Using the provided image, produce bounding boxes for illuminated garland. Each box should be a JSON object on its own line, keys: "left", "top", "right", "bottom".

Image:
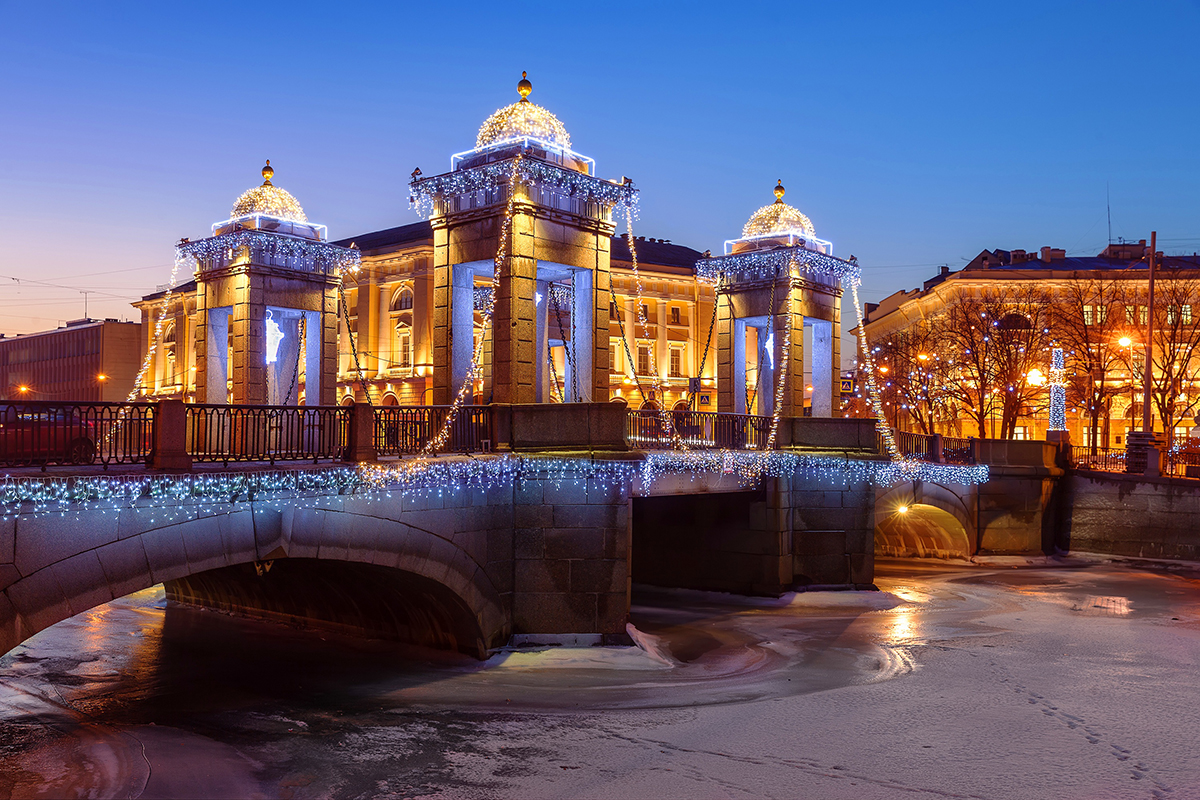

{"left": 0, "top": 452, "right": 987, "bottom": 520}
{"left": 419, "top": 156, "right": 523, "bottom": 455}
{"left": 624, "top": 207, "right": 684, "bottom": 448}
{"left": 122, "top": 250, "right": 189, "bottom": 405}
{"left": 1049, "top": 347, "right": 1067, "bottom": 431}
{"left": 231, "top": 185, "right": 307, "bottom": 223}
{"left": 762, "top": 272, "right": 793, "bottom": 452}
{"left": 695, "top": 247, "right": 859, "bottom": 288}
{"left": 851, "top": 276, "right": 899, "bottom": 459}
{"left": 410, "top": 158, "right": 638, "bottom": 219}
{"left": 179, "top": 230, "right": 361, "bottom": 275}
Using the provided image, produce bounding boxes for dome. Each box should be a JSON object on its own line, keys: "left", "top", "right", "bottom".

{"left": 741, "top": 180, "right": 814, "bottom": 239}
{"left": 231, "top": 161, "right": 308, "bottom": 223}
{"left": 475, "top": 72, "right": 571, "bottom": 151}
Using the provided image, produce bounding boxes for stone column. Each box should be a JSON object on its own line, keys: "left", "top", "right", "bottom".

{"left": 535, "top": 279, "right": 550, "bottom": 402}
{"left": 590, "top": 242, "right": 612, "bottom": 403}
{"left": 623, "top": 296, "right": 637, "bottom": 381}
{"left": 716, "top": 292, "right": 734, "bottom": 412}
{"left": 492, "top": 210, "right": 537, "bottom": 404}
{"left": 413, "top": 272, "right": 432, "bottom": 378}
{"left": 777, "top": 282, "right": 805, "bottom": 419}
{"left": 376, "top": 284, "right": 392, "bottom": 379}
{"left": 810, "top": 319, "right": 834, "bottom": 418}
{"left": 573, "top": 269, "right": 594, "bottom": 402}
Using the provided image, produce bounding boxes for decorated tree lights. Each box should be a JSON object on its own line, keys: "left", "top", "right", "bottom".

{"left": 1048, "top": 347, "right": 1067, "bottom": 432}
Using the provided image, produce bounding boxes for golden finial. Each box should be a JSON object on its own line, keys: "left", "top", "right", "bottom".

{"left": 262, "top": 160, "right": 274, "bottom": 186}
{"left": 517, "top": 71, "right": 532, "bottom": 102}
{"left": 774, "top": 179, "right": 785, "bottom": 203}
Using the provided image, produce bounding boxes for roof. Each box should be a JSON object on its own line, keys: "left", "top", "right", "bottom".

{"left": 138, "top": 279, "right": 197, "bottom": 304}
{"left": 333, "top": 221, "right": 434, "bottom": 254}
{"left": 610, "top": 236, "right": 704, "bottom": 270}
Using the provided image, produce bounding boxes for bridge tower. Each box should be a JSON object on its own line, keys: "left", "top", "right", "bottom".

{"left": 697, "top": 181, "right": 856, "bottom": 418}
{"left": 182, "top": 162, "right": 358, "bottom": 405}
{"left": 411, "top": 74, "right": 637, "bottom": 405}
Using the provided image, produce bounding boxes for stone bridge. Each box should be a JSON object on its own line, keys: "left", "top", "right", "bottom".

{"left": 874, "top": 439, "right": 1064, "bottom": 560}
{"left": 0, "top": 416, "right": 894, "bottom": 658}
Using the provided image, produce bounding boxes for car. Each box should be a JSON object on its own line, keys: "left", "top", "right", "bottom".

{"left": 0, "top": 406, "right": 97, "bottom": 465}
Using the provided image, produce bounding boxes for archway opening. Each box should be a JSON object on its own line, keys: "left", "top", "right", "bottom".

{"left": 165, "top": 559, "right": 489, "bottom": 658}
{"left": 875, "top": 503, "right": 971, "bottom": 560}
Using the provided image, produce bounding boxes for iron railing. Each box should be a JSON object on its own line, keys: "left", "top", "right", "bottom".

{"left": 896, "top": 430, "right": 934, "bottom": 460}
{"left": 186, "top": 404, "right": 347, "bottom": 464}
{"left": 0, "top": 401, "right": 156, "bottom": 469}
{"left": 941, "top": 436, "right": 974, "bottom": 464}
{"left": 627, "top": 409, "right": 772, "bottom": 450}
{"left": 374, "top": 405, "right": 492, "bottom": 455}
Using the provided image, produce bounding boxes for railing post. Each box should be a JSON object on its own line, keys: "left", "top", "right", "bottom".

{"left": 151, "top": 399, "right": 192, "bottom": 471}
{"left": 968, "top": 437, "right": 980, "bottom": 465}
{"left": 343, "top": 403, "right": 377, "bottom": 463}
{"left": 929, "top": 433, "right": 944, "bottom": 463}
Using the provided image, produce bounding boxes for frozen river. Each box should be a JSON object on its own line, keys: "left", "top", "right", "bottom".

{"left": 2, "top": 556, "right": 1199, "bottom": 799}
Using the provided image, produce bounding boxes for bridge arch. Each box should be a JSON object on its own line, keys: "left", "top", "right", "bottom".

{"left": 875, "top": 481, "right": 975, "bottom": 559}
{"left": 0, "top": 505, "right": 508, "bottom": 659}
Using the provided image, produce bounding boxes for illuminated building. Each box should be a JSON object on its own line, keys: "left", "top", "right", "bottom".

{"left": 131, "top": 75, "right": 847, "bottom": 416}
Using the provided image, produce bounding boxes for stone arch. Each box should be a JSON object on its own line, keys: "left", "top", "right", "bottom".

{"left": 0, "top": 506, "right": 508, "bottom": 659}
{"left": 875, "top": 481, "right": 975, "bottom": 559}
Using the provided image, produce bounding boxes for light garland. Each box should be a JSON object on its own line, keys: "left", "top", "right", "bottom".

{"left": 624, "top": 207, "right": 685, "bottom": 449}
{"left": 231, "top": 184, "right": 307, "bottom": 223}
{"left": 0, "top": 451, "right": 987, "bottom": 521}
{"left": 851, "top": 276, "right": 900, "bottom": 460}
{"left": 742, "top": 182, "right": 815, "bottom": 239}
{"left": 695, "top": 246, "right": 860, "bottom": 288}
{"left": 410, "top": 158, "right": 637, "bottom": 219}
{"left": 179, "top": 230, "right": 361, "bottom": 276}
{"left": 418, "top": 155, "right": 523, "bottom": 456}
{"left": 1049, "top": 347, "right": 1067, "bottom": 431}
{"left": 476, "top": 100, "right": 571, "bottom": 151}
{"left": 762, "top": 269, "right": 793, "bottom": 452}
{"left": 123, "top": 250, "right": 189, "bottom": 404}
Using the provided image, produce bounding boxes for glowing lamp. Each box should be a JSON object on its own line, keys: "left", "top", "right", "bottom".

{"left": 97, "top": 374, "right": 108, "bottom": 382}
{"left": 897, "top": 505, "right": 909, "bottom": 514}
{"left": 1119, "top": 337, "right": 1132, "bottom": 348}
{"left": 17, "top": 385, "right": 29, "bottom": 394}
{"left": 1026, "top": 368, "right": 1046, "bottom": 387}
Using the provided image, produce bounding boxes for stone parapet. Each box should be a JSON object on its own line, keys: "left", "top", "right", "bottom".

{"left": 492, "top": 402, "right": 628, "bottom": 452}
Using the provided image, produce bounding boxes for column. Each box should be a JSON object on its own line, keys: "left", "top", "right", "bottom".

{"left": 376, "top": 284, "right": 392, "bottom": 379}
{"left": 450, "top": 264, "right": 476, "bottom": 402}
{"left": 573, "top": 269, "right": 594, "bottom": 402}
{"left": 810, "top": 319, "right": 833, "bottom": 417}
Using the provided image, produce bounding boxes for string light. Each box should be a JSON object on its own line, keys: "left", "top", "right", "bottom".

{"left": 1049, "top": 347, "right": 1067, "bottom": 431}
{"left": 0, "top": 451, "right": 987, "bottom": 521}
{"left": 476, "top": 98, "right": 571, "bottom": 151}
{"left": 695, "top": 247, "right": 860, "bottom": 287}
{"left": 624, "top": 206, "right": 685, "bottom": 448}
{"left": 179, "top": 230, "right": 360, "bottom": 276}
{"left": 741, "top": 181, "right": 815, "bottom": 238}
{"left": 410, "top": 158, "right": 637, "bottom": 219}
{"left": 418, "top": 155, "right": 523, "bottom": 456}
{"left": 230, "top": 185, "right": 307, "bottom": 223}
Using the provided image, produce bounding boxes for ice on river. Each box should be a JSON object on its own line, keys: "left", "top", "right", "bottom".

{"left": 3, "top": 558, "right": 1200, "bottom": 798}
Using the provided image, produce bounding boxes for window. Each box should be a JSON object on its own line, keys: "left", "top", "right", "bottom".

{"left": 609, "top": 301, "right": 618, "bottom": 318}
{"left": 1083, "top": 305, "right": 1106, "bottom": 326}
{"left": 1127, "top": 305, "right": 1148, "bottom": 326}
{"left": 670, "top": 306, "right": 680, "bottom": 325}
{"left": 669, "top": 347, "right": 683, "bottom": 378}
{"left": 395, "top": 324, "right": 412, "bottom": 369}
{"left": 1170, "top": 305, "right": 1194, "bottom": 325}
{"left": 610, "top": 338, "right": 624, "bottom": 373}
{"left": 637, "top": 344, "right": 651, "bottom": 376}
{"left": 390, "top": 287, "right": 414, "bottom": 312}
{"left": 640, "top": 304, "right": 649, "bottom": 321}
{"left": 1012, "top": 426, "right": 1030, "bottom": 441}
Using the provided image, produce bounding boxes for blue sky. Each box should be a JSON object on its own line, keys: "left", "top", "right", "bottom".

{"left": 1, "top": 1, "right": 1198, "bottom": 333}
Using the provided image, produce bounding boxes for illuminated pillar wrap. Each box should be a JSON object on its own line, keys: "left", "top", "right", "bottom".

{"left": 1049, "top": 347, "right": 1066, "bottom": 431}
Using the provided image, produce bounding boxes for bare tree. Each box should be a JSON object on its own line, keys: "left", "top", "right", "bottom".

{"left": 1052, "top": 277, "right": 1129, "bottom": 452}
{"left": 869, "top": 323, "right": 945, "bottom": 434}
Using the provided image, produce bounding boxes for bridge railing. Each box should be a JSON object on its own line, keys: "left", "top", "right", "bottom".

{"left": 186, "top": 404, "right": 347, "bottom": 465}
{"left": 374, "top": 405, "right": 491, "bottom": 455}
{"left": 0, "top": 400, "right": 156, "bottom": 469}
{"left": 626, "top": 409, "right": 772, "bottom": 450}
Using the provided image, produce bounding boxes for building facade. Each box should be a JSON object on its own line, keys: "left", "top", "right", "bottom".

{"left": 861, "top": 241, "right": 1200, "bottom": 445}
{"left": 0, "top": 318, "right": 142, "bottom": 402}
{"left": 128, "top": 75, "right": 845, "bottom": 417}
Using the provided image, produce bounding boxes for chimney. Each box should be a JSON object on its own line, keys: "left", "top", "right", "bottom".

{"left": 940, "top": 265, "right": 950, "bottom": 276}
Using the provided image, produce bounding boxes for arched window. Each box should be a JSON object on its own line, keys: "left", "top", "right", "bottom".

{"left": 390, "top": 286, "right": 414, "bottom": 312}
{"left": 340, "top": 394, "right": 356, "bottom": 406}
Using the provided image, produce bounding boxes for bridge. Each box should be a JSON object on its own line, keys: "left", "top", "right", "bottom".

{"left": 0, "top": 399, "right": 1000, "bottom": 658}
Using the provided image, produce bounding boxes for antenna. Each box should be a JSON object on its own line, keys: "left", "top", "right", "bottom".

{"left": 1107, "top": 183, "right": 1112, "bottom": 245}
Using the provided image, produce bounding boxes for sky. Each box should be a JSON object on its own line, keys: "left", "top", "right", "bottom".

{"left": 1, "top": 1, "right": 1198, "bottom": 335}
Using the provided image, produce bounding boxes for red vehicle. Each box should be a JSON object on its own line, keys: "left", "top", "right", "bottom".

{"left": 0, "top": 406, "right": 97, "bottom": 465}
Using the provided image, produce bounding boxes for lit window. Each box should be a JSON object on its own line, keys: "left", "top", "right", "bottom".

{"left": 670, "top": 307, "right": 680, "bottom": 325}
{"left": 637, "top": 344, "right": 650, "bottom": 376}
{"left": 669, "top": 347, "right": 683, "bottom": 378}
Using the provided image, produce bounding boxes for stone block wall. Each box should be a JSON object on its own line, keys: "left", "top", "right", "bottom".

{"left": 1062, "top": 470, "right": 1200, "bottom": 560}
